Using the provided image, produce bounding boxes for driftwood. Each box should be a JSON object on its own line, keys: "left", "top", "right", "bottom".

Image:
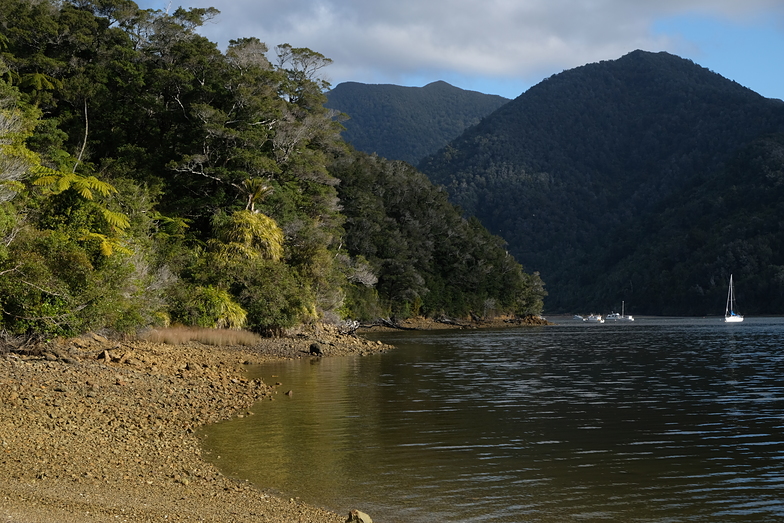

{"left": 337, "top": 319, "right": 360, "bottom": 335}
{"left": 364, "top": 317, "right": 418, "bottom": 330}
{"left": 0, "top": 332, "right": 45, "bottom": 355}
{"left": 435, "top": 315, "right": 469, "bottom": 327}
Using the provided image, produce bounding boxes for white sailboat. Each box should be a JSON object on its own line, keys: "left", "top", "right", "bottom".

{"left": 619, "top": 301, "right": 634, "bottom": 322}
{"left": 724, "top": 274, "right": 744, "bottom": 323}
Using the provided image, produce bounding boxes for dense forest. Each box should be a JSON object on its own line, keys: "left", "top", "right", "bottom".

{"left": 326, "top": 81, "right": 508, "bottom": 165}
{"left": 419, "top": 50, "right": 784, "bottom": 315}
{"left": 0, "top": 0, "right": 545, "bottom": 337}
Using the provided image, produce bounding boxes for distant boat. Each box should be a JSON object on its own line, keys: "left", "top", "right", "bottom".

{"left": 606, "top": 301, "right": 634, "bottom": 322}
{"left": 724, "top": 274, "right": 744, "bottom": 323}
{"left": 586, "top": 314, "right": 604, "bottom": 323}
{"left": 573, "top": 315, "right": 585, "bottom": 321}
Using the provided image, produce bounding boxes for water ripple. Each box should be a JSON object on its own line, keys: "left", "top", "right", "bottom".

{"left": 203, "top": 317, "right": 784, "bottom": 522}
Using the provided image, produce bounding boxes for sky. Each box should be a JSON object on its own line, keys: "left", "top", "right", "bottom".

{"left": 136, "top": 0, "right": 784, "bottom": 101}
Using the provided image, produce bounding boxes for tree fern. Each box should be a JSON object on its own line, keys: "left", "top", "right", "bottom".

{"left": 210, "top": 209, "right": 284, "bottom": 261}
{"left": 32, "top": 169, "right": 118, "bottom": 200}
{"left": 79, "top": 232, "right": 132, "bottom": 257}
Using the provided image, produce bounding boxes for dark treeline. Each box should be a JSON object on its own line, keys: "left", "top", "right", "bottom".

{"left": 0, "top": 0, "right": 544, "bottom": 336}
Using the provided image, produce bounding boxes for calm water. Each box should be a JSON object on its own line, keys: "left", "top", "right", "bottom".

{"left": 201, "top": 317, "right": 784, "bottom": 522}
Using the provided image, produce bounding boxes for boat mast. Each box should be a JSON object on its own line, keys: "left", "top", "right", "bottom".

{"left": 726, "top": 274, "right": 734, "bottom": 316}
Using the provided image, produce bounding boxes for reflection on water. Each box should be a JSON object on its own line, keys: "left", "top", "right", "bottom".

{"left": 201, "top": 317, "right": 784, "bottom": 522}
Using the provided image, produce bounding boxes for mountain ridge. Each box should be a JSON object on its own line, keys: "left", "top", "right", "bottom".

{"left": 418, "top": 50, "right": 784, "bottom": 314}
{"left": 326, "top": 80, "right": 509, "bottom": 165}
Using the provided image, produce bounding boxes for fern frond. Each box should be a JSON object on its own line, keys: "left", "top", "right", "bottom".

{"left": 102, "top": 209, "right": 130, "bottom": 231}
{"left": 81, "top": 175, "right": 117, "bottom": 197}
{"left": 31, "top": 174, "right": 60, "bottom": 187}
{"left": 78, "top": 231, "right": 133, "bottom": 257}
{"left": 76, "top": 186, "right": 93, "bottom": 199}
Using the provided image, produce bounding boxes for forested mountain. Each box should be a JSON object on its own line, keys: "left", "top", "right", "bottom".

{"left": 326, "top": 81, "right": 508, "bottom": 165}
{"left": 419, "top": 50, "right": 784, "bottom": 315}
{"left": 0, "top": 0, "right": 544, "bottom": 337}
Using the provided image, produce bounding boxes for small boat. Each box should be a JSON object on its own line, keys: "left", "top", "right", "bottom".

{"left": 724, "top": 274, "right": 743, "bottom": 323}
{"left": 573, "top": 315, "right": 585, "bottom": 321}
{"left": 586, "top": 314, "right": 604, "bottom": 323}
{"left": 605, "top": 301, "right": 634, "bottom": 322}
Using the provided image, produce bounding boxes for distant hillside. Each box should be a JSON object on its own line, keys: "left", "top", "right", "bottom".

{"left": 326, "top": 81, "right": 509, "bottom": 165}
{"left": 586, "top": 133, "right": 784, "bottom": 315}
{"left": 419, "top": 50, "right": 784, "bottom": 315}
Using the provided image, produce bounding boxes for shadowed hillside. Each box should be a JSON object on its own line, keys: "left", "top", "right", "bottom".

{"left": 326, "top": 81, "right": 509, "bottom": 165}
{"left": 419, "top": 50, "right": 784, "bottom": 314}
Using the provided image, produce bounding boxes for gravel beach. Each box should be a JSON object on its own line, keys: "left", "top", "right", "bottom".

{"left": 0, "top": 324, "right": 390, "bottom": 523}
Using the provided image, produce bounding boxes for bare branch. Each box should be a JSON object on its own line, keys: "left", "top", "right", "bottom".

{"left": 73, "top": 99, "right": 89, "bottom": 173}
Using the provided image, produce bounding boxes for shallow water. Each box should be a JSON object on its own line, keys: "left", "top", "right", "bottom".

{"left": 201, "top": 317, "right": 784, "bottom": 522}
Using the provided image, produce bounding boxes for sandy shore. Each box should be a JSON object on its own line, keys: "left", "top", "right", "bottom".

{"left": 0, "top": 324, "right": 390, "bottom": 523}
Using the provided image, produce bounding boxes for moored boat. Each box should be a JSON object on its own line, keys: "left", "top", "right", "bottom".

{"left": 724, "top": 274, "right": 743, "bottom": 323}
{"left": 605, "top": 301, "right": 634, "bottom": 322}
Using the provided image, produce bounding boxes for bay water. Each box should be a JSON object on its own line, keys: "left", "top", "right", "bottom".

{"left": 201, "top": 317, "right": 784, "bottom": 522}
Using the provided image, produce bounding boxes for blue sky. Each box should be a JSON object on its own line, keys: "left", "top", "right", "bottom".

{"left": 136, "top": 0, "right": 784, "bottom": 101}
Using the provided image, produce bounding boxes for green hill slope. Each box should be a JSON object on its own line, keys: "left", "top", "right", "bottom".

{"left": 326, "top": 81, "right": 508, "bottom": 165}
{"left": 419, "top": 50, "right": 784, "bottom": 314}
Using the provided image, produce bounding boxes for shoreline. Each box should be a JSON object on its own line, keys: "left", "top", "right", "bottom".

{"left": 0, "top": 318, "right": 545, "bottom": 522}
{"left": 1, "top": 324, "right": 388, "bottom": 523}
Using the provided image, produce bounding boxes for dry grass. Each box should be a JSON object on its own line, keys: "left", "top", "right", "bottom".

{"left": 140, "top": 326, "right": 262, "bottom": 347}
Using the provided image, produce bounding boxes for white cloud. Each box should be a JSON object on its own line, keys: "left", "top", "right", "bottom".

{"left": 144, "top": 0, "right": 784, "bottom": 96}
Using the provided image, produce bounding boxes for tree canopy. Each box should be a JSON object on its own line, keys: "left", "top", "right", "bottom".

{"left": 0, "top": 0, "right": 544, "bottom": 336}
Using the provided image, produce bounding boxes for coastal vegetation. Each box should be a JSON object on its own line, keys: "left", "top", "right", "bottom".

{"left": 0, "top": 0, "right": 544, "bottom": 337}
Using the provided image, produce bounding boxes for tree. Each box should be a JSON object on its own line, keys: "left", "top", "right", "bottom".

{"left": 208, "top": 209, "right": 284, "bottom": 262}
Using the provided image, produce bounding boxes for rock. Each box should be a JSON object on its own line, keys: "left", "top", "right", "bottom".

{"left": 346, "top": 509, "right": 373, "bottom": 523}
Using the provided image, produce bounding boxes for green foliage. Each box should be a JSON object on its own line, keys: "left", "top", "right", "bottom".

{"left": 0, "top": 0, "right": 542, "bottom": 338}
{"left": 33, "top": 168, "right": 118, "bottom": 200}
{"left": 420, "top": 50, "right": 784, "bottom": 314}
{"left": 340, "top": 283, "right": 387, "bottom": 322}
{"left": 0, "top": 227, "right": 155, "bottom": 335}
{"left": 326, "top": 81, "right": 509, "bottom": 165}
{"left": 332, "top": 150, "right": 546, "bottom": 319}
{"left": 208, "top": 209, "right": 284, "bottom": 262}
{"left": 168, "top": 284, "right": 247, "bottom": 329}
